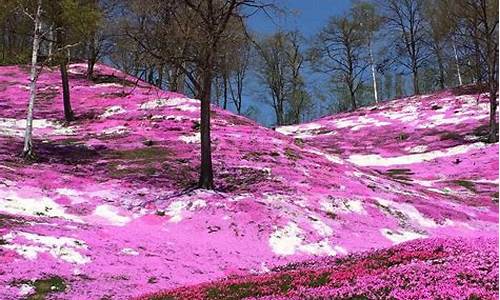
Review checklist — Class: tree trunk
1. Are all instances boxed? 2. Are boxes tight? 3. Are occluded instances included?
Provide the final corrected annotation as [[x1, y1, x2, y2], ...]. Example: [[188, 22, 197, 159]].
[[157, 64, 164, 89], [22, 0, 43, 159], [436, 50, 445, 90], [47, 24, 53, 62], [86, 58, 95, 81], [473, 38, 482, 83], [86, 34, 96, 80], [488, 86, 498, 143], [147, 66, 155, 85], [412, 66, 420, 95], [60, 58, 74, 122], [350, 90, 357, 111], [452, 39, 463, 86], [198, 56, 214, 189], [369, 43, 378, 103], [222, 74, 228, 110]]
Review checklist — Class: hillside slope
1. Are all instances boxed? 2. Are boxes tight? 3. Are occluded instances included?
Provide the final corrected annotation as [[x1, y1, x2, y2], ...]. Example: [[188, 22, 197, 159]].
[[0, 64, 497, 299], [278, 89, 499, 207]]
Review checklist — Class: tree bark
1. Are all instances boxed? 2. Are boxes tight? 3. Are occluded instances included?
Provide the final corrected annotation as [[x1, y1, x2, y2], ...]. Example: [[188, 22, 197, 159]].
[[157, 64, 164, 89], [22, 0, 43, 159], [60, 57, 74, 122], [47, 24, 53, 62], [369, 43, 378, 103], [488, 86, 498, 143], [198, 53, 215, 189], [452, 39, 463, 86], [86, 33, 97, 80], [436, 49, 445, 90], [350, 89, 357, 111], [412, 66, 420, 95], [222, 73, 228, 110], [86, 58, 95, 81]]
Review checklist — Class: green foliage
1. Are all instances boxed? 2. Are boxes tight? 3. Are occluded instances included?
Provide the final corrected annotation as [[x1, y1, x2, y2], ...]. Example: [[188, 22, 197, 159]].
[[308, 272, 331, 287]]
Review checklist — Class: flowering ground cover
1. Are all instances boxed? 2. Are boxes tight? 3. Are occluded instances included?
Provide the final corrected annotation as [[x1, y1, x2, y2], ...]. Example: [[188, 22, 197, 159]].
[[0, 64, 497, 299], [140, 237, 498, 300]]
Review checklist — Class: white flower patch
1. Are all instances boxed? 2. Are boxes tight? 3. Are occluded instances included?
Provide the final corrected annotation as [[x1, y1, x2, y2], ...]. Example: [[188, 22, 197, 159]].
[[405, 145, 428, 153], [298, 239, 337, 256], [93, 204, 131, 226], [309, 216, 333, 236], [151, 115, 196, 122], [348, 142, 487, 166], [56, 188, 81, 197], [376, 198, 437, 228], [140, 97, 199, 110], [179, 132, 200, 144], [90, 83, 123, 88], [269, 222, 305, 255], [0, 118, 75, 137], [377, 109, 419, 123], [380, 228, 426, 244], [320, 198, 366, 215], [55, 188, 87, 204], [417, 113, 488, 129], [262, 193, 291, 203], [18, 284, 34, 296], [1, 231, 90, 264], [269, 222, 340, 256], [120, 248, 139, 256], [228, 193, 252, 202], [276, 123, 323, 138], [67, 63, 87, 74], [305, 148, 344, 164], [333, 115, 391, 131], [101, 126, 128, 135], [100, 105, 126, 118], [164, 199, 207, 223], [175, 104, 198, 112], [0, 190, 82, 222]]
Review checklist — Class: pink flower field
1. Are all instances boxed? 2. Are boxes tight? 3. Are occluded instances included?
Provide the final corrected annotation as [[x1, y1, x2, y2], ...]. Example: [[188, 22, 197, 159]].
[[0, 64, 498, 299]]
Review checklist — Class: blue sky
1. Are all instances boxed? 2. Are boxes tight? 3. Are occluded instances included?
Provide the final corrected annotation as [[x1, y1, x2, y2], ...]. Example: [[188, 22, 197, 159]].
[[237, 1, 354, 126], [247, 0, 353, 37]]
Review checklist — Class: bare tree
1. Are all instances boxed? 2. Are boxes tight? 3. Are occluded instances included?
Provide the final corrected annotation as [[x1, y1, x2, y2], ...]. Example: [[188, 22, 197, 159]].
[[228, 40, 251, 114], [255, 31, 309, 125], [255, 32, 289, 125], [422, 0, 448, 89], [22, 0, 43, 159], [285, 32, 309, 124], [122, 0, 272, 189], [384, 0, 429, 94], [85, 0, 116, 80], [310, 15, 368, 110], [44, 0, 101, 122], [449, 0, 498, 142]]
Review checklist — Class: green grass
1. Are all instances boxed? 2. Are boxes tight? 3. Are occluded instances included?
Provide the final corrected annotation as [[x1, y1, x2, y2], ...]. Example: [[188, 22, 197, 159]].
[[284, 148, 301, 161], [26, 276, 66, 300], [453, 180, 477, 193]]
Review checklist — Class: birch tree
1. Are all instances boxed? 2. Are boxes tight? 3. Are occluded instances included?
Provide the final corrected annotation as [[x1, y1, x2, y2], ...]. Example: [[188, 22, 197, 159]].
[[22, 0, 43, 159], [352, 1, 383, 103]]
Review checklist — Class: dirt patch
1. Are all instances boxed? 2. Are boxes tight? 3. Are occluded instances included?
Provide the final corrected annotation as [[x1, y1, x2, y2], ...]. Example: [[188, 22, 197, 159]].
[[36, 142, 100, 165], [92, 74, 136, 87]]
